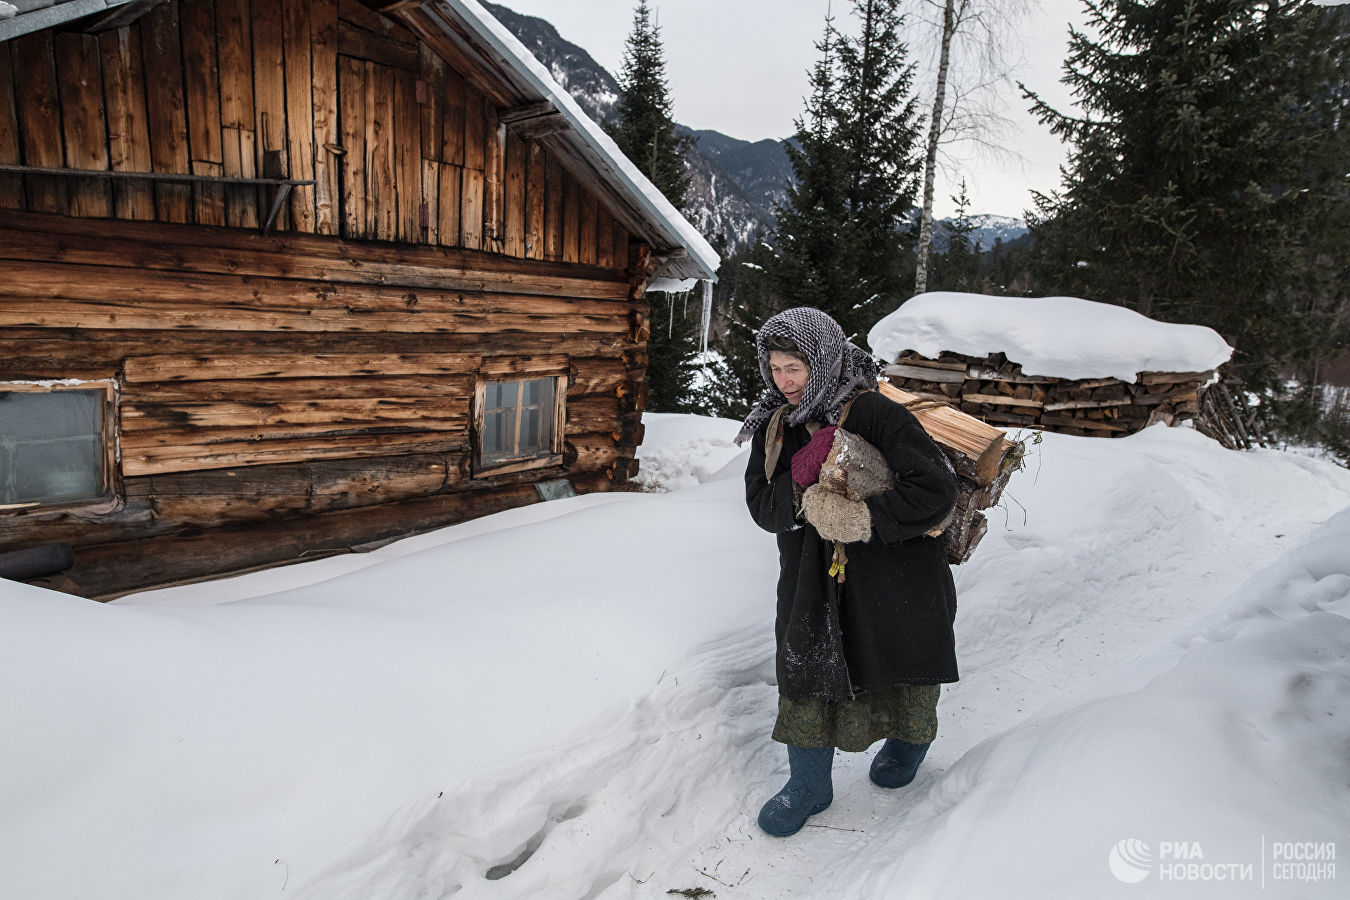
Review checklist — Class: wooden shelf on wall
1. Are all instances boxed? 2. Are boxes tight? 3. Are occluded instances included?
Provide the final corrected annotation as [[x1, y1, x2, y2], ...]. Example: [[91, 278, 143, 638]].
[[0, 164, 315, 235]]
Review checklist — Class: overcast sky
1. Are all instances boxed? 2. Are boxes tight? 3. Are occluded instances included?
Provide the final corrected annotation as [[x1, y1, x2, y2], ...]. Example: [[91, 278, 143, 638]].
[[497, 0, 1087, 219]]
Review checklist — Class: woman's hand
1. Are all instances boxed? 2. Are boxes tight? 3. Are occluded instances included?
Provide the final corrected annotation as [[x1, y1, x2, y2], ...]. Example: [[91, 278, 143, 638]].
[[791, 426, 837, 486]]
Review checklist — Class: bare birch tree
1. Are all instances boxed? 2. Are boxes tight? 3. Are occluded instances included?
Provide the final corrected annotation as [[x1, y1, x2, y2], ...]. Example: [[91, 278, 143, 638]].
[[912, 0, 1035, 296]]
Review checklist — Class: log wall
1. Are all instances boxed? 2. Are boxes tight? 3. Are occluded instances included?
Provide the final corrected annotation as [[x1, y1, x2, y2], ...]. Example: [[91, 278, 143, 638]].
[[0, 0, 631, 262], [0, 212, 649, 599]]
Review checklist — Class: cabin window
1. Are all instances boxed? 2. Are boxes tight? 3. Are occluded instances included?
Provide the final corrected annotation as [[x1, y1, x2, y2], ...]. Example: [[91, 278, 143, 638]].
[[474, 375, 566, 475], [0, 384, 115, 510]]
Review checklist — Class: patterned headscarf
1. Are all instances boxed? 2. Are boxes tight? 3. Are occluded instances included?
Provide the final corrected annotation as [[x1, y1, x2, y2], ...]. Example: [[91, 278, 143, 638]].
[[734, 307, 879, 445]]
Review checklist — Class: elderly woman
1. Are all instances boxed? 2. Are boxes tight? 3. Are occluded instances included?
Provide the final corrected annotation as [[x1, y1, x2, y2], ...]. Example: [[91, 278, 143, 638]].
[[736, 307, 960, 837]]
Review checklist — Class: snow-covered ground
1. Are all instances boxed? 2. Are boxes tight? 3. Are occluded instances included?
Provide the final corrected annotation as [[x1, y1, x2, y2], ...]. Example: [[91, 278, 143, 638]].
[[3, 418, 1349, 899]]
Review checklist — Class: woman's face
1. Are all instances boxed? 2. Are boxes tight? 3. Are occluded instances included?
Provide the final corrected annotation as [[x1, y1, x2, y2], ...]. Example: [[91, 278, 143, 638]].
[[769, 350, 810, 406]]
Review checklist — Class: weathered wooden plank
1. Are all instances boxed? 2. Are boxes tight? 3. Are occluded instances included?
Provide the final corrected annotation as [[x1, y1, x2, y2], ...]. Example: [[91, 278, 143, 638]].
[[367, 61, 397, 240], [419, 44, 445, 162], [0, 301, 632, 335], [311, 0, 341, 236], [0, 328, 631, 375], [121, 430, 470, 476], [122, 396, 467, 428], [437, 162, 461, 247], [420, 158, 440, 243], [962, 393, 1044, 410], [524, 141, 545, 260], [281, 0, 316, 232], [462, 80, 485, 171], [886, 363, 967, 384], [53, 32, 112, 219], [336, 18, 419, 70], [579, 188, 598, 266], [215, 0, 254, 129], [562, 168, 580, 263], [483, 99, 504, 252], [140, 2, 191, 223], [1138, 370, 1212, 385], [0, 42, 23, 209], [544, 153, 562, 262], [126, 375, 476, 402], [123, 351, 482, 382], [181, 0, 224, 168], [11, 32, 67, 214], [219, 126, 259, 228], [613, 223, 629, 275], [596, 206, 613, 269], [338, 54, 367, 237], [503, 129, 526, 257], [251, 0, 288, 228], [181, 0, 229, 228], [441, 62, 465, 165], [0, 255, 638, 314], [0, 212, 633, 296], [394, 66, 421, 242], [480, 354, 568, 376], [460, 166, 483, 250]]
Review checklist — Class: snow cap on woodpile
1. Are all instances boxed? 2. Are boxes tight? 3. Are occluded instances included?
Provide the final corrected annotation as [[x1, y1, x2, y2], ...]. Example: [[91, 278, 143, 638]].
[[868, 292, 1234, 383]]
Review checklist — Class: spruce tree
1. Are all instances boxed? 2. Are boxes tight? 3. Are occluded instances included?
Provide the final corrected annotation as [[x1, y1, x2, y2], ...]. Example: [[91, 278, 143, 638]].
[[1022, 0, 1350, 415], [936, 178, 977, 292], [767, 0, 924, 342], [609, 1, 700, 412]]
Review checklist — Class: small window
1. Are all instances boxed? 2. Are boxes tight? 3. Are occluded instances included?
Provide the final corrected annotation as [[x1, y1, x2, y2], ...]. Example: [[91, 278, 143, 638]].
[[0, 384, 115, 510], [475, 375, 565, 474]]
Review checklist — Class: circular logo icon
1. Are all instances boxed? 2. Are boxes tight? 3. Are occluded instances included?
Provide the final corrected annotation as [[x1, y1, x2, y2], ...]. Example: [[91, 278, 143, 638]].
[[1109, 838, 1153, 883]]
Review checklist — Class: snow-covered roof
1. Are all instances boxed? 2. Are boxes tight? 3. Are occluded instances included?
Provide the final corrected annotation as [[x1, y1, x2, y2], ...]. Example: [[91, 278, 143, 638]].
[[409, 0, 719, 283], [868, 292, 1235, 382], [0, 0, 135, 42]]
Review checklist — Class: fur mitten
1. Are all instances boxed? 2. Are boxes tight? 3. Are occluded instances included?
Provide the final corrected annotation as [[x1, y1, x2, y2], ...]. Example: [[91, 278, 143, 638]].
[[817, 429, 893, 498], [801, 483, 873, 543]]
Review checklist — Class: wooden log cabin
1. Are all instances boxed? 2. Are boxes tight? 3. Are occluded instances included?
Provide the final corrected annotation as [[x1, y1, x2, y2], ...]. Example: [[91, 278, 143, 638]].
[[0, 0, 719, 599]]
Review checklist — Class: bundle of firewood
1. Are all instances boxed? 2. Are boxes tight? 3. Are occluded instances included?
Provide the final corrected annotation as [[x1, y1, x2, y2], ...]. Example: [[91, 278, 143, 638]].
[[884, 350, 1211, 437], [878, 381, 1021, 565]]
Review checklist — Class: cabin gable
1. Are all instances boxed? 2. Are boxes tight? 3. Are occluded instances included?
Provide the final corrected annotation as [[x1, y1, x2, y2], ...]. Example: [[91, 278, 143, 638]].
[[0, 0, 684, 600], [0, 0, 632, 264]]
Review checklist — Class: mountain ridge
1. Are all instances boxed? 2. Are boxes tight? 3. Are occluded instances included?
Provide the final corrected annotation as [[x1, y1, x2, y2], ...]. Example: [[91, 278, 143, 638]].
[[483, 3, 1026, 255]]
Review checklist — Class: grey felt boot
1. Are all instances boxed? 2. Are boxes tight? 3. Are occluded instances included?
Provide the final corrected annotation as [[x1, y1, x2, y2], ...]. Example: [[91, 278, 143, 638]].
[[757, 745, 834, 837], [869, 738, 930, 788]]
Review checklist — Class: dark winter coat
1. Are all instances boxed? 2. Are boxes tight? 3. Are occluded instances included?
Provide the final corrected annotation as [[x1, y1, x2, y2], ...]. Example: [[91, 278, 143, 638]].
[[745, 390, 960, 702]]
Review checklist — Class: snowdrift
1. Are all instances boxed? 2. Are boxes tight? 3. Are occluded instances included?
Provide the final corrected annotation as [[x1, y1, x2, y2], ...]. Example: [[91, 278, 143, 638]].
[[2, 419, 1348, 899]]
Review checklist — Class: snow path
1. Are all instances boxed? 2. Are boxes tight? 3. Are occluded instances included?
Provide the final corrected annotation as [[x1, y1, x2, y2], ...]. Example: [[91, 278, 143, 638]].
[[290, 427, 1348, 899], [3, 422, 1348, 899]]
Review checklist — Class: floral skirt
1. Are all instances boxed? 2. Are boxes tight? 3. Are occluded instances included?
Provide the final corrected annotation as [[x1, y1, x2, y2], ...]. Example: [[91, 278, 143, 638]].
[[771, 683, 941, 752]]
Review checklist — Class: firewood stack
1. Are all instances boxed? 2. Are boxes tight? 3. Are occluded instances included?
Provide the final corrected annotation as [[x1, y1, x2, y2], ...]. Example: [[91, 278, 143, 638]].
[[884, 350, 1212, 437], [878, 382, 1022, 565]]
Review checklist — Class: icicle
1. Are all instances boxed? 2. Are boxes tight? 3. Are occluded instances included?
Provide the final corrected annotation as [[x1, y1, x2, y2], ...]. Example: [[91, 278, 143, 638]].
[[699, 279, 713, 356], [667, 292, 675, 338]]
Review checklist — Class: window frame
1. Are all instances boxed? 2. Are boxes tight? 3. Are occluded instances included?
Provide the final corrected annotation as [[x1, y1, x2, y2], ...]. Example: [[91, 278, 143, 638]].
[[0, 380, 119, 513], [471, 372, 567, 477]]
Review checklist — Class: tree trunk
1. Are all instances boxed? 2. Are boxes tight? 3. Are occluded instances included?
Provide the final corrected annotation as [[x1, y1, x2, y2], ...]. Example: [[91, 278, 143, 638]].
[[914, 0, 958, 296]]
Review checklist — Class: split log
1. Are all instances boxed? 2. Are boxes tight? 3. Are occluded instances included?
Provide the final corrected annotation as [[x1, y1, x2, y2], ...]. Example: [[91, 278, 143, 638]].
[[879, 381, 1023, 565], [879, 381, 1018, 487]]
